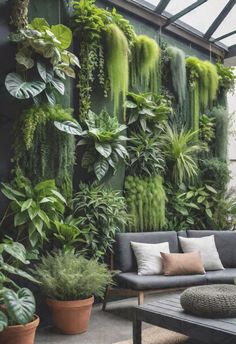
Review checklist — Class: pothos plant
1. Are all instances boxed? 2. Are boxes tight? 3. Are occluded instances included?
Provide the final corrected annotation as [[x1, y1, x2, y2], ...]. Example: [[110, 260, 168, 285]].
[[0, 238, 37, 331], [54, 110, 128, 181], [5, 18, 80, 104]]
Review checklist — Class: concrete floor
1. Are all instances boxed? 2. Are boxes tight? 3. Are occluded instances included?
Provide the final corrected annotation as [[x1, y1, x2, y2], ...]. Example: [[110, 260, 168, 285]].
[[35, 293, 201, 344]]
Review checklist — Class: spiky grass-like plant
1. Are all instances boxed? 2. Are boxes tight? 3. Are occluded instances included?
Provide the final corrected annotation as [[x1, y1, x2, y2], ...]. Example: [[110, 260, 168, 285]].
[[161, 124, 201, 184], [104, 23, 129, 115], [125, 175, 166, 231], [131, 35, 160, 93], [167, 46, 186, 107], [211, 106, 229, 160]]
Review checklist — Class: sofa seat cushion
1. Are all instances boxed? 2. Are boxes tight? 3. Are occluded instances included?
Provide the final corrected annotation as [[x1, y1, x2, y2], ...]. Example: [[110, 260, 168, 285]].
[[115, 272, 207, 291], [206, 269, 236, 284]]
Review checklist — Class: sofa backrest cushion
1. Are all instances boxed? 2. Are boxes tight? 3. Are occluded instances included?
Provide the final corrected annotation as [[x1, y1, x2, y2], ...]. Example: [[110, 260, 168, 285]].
[[186, 230, 236, 268], [114, 231, 179, 272]]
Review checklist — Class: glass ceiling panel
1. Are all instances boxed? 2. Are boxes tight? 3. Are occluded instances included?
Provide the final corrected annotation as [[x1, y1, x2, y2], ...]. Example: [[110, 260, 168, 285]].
[[168, 0, 227, 34], [165, 0, 198, 15], [213, 6, 235, 45], [132, 0, 160, 10]]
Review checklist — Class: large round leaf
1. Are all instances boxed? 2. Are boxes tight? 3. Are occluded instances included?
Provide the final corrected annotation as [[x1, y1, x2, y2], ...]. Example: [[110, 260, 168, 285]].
[[4, 288, 35, 325], [0, 311, 8, 332], [51, 24, 72, 49], [5, 73, 46, 99]]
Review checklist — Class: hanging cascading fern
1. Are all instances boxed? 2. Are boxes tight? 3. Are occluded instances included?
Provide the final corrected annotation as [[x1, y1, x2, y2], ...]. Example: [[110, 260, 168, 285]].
[[104, 23, 129, 116], [210, 106, 229, 160], [167, 46, 186, 107], [13, 104, 76, 199], [125, 175, 166, 231], [130, 35, 160, 93], [186, 57, 219, 110]]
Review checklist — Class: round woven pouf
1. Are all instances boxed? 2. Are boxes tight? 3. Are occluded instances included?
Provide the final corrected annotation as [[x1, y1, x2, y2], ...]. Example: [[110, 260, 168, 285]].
[[180, 284, 236, 318]]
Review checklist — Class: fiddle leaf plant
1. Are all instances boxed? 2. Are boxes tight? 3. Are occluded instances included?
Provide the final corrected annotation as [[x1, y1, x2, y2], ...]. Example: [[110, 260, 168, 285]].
[[1, 180, 66, 251], [55, 110, 129, 181]]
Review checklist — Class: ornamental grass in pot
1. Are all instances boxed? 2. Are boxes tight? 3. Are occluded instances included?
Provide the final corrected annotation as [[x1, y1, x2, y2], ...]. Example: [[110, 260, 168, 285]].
[[33, 250, 113, 334]]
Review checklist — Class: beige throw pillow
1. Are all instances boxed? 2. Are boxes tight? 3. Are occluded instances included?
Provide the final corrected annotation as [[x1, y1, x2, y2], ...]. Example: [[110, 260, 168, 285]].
[[160, 251, 205, 276]]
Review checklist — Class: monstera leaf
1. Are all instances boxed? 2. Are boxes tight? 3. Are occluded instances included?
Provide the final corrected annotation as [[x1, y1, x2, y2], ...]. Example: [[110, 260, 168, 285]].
[[0, 311, 8, 332], [5, 73, 45, 99], [4, 288, 35, 325]]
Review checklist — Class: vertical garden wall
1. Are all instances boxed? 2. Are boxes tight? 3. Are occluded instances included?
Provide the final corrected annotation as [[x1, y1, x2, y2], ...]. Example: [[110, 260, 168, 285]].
[[0, 0, 236, 263]]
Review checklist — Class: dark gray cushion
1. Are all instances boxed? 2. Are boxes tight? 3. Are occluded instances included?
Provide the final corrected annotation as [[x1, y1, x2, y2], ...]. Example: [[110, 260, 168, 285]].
[[114, 232, 179, 272], [206, 269, 236, 284], [187, 230, 236, 268], [115, 272, 207, 290]]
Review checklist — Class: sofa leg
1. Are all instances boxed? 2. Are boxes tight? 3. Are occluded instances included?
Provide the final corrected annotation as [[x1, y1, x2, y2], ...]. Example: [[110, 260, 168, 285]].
[[138, 291, 144, 305], [102, 286, 110, 311]]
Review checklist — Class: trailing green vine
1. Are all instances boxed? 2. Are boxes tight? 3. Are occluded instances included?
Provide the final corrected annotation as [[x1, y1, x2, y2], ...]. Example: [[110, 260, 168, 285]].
[[13, 104, 76, 199], [130, 35, 160, 93]]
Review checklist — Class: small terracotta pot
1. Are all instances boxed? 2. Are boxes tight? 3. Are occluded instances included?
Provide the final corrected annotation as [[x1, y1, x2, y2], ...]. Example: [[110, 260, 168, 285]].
[[47, 296, 94, 335], [0, 315, 39, 344]]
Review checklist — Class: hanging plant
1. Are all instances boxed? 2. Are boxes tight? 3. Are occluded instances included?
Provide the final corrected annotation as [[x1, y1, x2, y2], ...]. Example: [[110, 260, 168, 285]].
[[72, 0, 135, 119], [125, 175, 166, 231], [167, 46, 186, 107], [216, 63, 235, 107], [104, 23, 129, 116], [13, 104, 76, 199], [130, 35, 160, 93], [186, 57, 219, 110], [199, 114, 215, 148], [5, 18, 80, 105], [54, 110, 128, 181], [210, 106, 229, 160]]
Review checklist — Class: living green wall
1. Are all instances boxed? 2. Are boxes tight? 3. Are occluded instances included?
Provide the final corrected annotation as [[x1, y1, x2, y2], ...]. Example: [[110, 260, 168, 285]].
[[0, 0, 223, 211]]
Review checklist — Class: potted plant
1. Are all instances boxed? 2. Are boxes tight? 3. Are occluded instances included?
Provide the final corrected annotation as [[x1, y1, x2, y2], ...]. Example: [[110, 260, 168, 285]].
[[33, 250, 113, 334], [0, 288, 38, 344], [0, 239, 39, 344]]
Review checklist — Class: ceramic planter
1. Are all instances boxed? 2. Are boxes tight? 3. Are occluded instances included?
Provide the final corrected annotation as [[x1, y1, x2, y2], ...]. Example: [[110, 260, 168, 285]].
[[0, 315, 39, 344], [47, 296, 94, 334]]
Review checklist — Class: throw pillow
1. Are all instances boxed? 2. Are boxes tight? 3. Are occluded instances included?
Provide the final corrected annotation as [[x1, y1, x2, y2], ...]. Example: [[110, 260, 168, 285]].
[[179, 235, 224, 271], [160, 251, 205, 276], [131, 241, 170, 275]]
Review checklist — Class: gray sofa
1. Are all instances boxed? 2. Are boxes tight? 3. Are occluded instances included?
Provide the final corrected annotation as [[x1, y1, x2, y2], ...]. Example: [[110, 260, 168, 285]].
[[103, 230, 236, 310]]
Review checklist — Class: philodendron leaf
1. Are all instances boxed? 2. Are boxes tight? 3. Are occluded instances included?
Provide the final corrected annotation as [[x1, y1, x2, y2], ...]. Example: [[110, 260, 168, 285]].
[[3, 242, 29, 264], [54, 121, 83, 136], [37, 62, 54, 83], [0, 311, 8, 332], [5, 73, 45, 99], [51, 24, 72, 49], [95, 142, 112, 158], [94, 159, 109, 180], [30, 18, 49, 30], [4, 288, 35, 325], [50, 78, 65, 95]]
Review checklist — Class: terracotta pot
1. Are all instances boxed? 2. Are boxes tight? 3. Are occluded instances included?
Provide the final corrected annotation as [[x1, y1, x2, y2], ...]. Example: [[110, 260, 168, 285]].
[[47, 296, 94, 335], [0, 315, 39, 344]]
